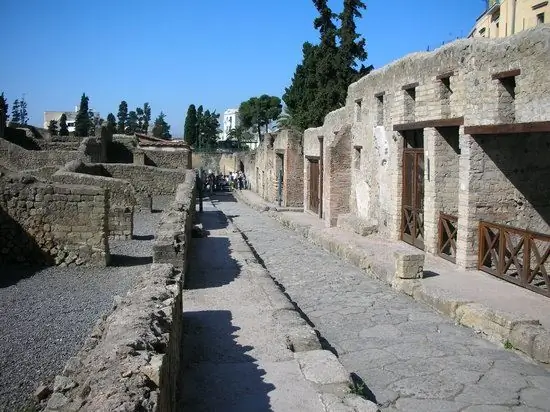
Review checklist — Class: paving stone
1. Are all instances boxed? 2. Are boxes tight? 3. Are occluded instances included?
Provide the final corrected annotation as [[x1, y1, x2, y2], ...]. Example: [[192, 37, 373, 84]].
[[216, 198, 550, 411]]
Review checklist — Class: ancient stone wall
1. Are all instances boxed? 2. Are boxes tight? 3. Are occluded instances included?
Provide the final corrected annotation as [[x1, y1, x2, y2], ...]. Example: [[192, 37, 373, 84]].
[[153, 170, 196, 274], [191, 152, 240, 174], [0, 174, 109, 266], [135, 146, 192, 170], [53, 161, 137, 240], [301, 26, 550, 267], [39, 264, 183, 412], [273, 130, 304, 207], [109, 134, 136, 163]]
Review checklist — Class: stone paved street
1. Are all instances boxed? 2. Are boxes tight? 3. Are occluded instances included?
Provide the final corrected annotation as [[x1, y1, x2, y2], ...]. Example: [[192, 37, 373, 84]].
[[213, 194, 550, 412]]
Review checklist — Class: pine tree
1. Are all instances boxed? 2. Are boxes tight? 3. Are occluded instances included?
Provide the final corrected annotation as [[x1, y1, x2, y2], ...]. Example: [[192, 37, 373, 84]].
[[184, 104, 198, 145], [0, 93, 8, 128], [127, 111, 138, 134], [59, 113, 69, 136], [74, 93, 92, 137], [143, 103, 151, 133], [106, 113, 117, 134], [11, 99, 21, 124], [19, 97, 28, 125], [152, 112, 171, 139], [339, 0, 372, 83], [48, 119, 58, 136], [136, 107, 144, 132], [117, 100, 128, 134]]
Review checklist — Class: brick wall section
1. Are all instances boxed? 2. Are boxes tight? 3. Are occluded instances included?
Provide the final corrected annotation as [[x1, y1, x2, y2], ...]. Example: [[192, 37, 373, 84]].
[[0, 174, 109, 266], [53, 161, 137, 240], [153, 170, 197, 275], [273, 130, 304, 207], [325, 126, 352, 227]]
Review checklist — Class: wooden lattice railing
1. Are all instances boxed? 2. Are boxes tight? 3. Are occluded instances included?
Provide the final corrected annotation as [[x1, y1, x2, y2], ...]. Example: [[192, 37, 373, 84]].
[[438, 213, 458, 263], [478, 221, 550, 298]]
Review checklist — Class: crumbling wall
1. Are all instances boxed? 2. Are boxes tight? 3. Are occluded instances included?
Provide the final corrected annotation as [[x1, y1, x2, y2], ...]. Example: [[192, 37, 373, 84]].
[[53, 161, 137, 240], [109, 134, 136, 163], [153, 170, 197, 274], [39, 264, 183, 412], [0, 174, 109, 266], [325, 126, 352, 226], [101, 163, 187, 207], [191, 152, 239, 174], [136, 146, 191, 169]]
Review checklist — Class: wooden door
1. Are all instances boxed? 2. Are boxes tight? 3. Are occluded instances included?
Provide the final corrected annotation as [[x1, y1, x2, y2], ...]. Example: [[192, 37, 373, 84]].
[[309, 159, 319, 214], [401, 149, 425, 249]]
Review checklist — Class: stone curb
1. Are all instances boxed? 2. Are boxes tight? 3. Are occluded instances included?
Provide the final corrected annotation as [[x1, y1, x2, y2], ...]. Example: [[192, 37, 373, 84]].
[[225, 218, 380, 411], [234, 192, 550, 365]]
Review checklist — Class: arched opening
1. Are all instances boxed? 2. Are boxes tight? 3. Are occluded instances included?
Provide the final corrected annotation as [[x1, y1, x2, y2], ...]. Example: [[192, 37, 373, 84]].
[[239, 161, 245, 173]]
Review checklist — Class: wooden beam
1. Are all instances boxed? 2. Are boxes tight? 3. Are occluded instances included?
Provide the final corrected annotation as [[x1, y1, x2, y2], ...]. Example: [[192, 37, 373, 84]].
[[374, 91, 385, 98], [393, 117, 465, 131], [353, 145, 363, 150], [491, 69, 521, 80], [533, 1, 548, 10], [401, 82, 419, 90], [436, 70, 455, 80], [464, 121, 550, 135]]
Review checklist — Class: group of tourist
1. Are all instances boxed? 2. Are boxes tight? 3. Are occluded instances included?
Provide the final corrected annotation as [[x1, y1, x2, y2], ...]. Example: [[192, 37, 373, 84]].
[[202, 170, 247, 193]]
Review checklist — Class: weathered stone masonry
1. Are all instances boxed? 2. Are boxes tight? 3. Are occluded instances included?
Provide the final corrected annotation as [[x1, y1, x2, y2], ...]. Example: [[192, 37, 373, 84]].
[[0, 174, 109, 266], [301, 26, 550, 279]]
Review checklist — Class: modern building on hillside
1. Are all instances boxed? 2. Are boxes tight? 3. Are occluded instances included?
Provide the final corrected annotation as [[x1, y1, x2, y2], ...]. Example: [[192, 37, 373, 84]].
[[44, 108, 100, 134], [469, 0, 548, 38], [223, 108, 240, 140]]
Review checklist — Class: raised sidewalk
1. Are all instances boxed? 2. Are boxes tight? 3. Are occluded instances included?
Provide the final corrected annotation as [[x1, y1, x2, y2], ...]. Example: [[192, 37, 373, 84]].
[[233, 189, 550, 366]]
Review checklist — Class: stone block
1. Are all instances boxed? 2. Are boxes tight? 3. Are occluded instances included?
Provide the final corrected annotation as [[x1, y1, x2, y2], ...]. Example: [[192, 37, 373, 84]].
[[394, 251, 424, 279]]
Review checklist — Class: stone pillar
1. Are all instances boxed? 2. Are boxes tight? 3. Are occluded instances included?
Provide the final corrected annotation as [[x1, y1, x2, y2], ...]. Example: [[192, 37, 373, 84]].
[[456, 129, 480, 269], [325, 127, 351, 227], [423, 127, 438, 255], [134, 150, 145, 166]]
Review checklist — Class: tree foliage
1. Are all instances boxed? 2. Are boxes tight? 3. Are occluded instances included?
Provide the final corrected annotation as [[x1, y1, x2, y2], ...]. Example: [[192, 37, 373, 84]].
[[106, 113, 117, 134], [59, 113, 69, 136], [227, 125, 253, 149], [282, 0, 372, 131], [142, 103, 151, 133], [11, 99, 21, 124], [197, 109, 220, 149], [117, 100, 128, 134], [127, 110, 138, 134], [19, 97, 28, 125], [74, 93, 92, 137], [48, 119, 58, 136], [152, 112, 171, 140], [184, 104, 198, 145], [239, 95, 282, 140], [0, 93, 8, 128]]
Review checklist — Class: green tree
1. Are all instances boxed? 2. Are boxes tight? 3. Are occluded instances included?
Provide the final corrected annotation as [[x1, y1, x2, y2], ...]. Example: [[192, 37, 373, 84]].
[[106, 113, 117, 134], [48, 119, 58, 136], [74, 93, 92, 136], [19, 97, 28, 125], [59, 113, 69, 136], [11, 99, 21, 124], [183, 104, 198, 145], [0, 93, 8, 128], [142, 103, 151, 133], [283, 0, 371, 130], [152, 111, 171, 139], [227, 125, 253, 149], [127, 110, 138, 134], [239, 95, 282, 140], [136, 107, 144, 132], [117, 100, 128, 134]]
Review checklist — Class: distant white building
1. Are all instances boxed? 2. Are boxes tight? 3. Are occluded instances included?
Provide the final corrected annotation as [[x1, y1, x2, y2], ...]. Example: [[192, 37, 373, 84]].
[[44, 106, 100, 134], [223, 108, 240, 140]]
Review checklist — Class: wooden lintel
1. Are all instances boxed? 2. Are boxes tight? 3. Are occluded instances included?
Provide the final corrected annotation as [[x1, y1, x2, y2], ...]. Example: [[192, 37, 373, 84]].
[[275, 149, 285, 154], [491, 69, 521, 80], [305, 155, 320, 161], [353, 145, 363, 150], [533, 1, 548, 10], [401, 82, 419, 90], [374, 91, 385, 98], [354, 98, 363, 103], [436, 70, 455, 80], [393, 117, 465, 131], [464, 121, 550, 135]]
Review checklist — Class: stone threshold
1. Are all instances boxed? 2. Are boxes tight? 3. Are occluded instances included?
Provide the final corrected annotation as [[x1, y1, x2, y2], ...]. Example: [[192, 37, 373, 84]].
[[233, 189, 550, 366]]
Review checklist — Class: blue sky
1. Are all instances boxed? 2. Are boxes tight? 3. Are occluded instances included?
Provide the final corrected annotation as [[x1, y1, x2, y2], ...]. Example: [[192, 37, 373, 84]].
[[1, 1, 485, 136]]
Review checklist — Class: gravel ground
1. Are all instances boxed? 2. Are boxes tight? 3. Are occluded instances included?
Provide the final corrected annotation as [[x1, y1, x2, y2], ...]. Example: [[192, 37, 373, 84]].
[[0, 197, 169, 411]]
